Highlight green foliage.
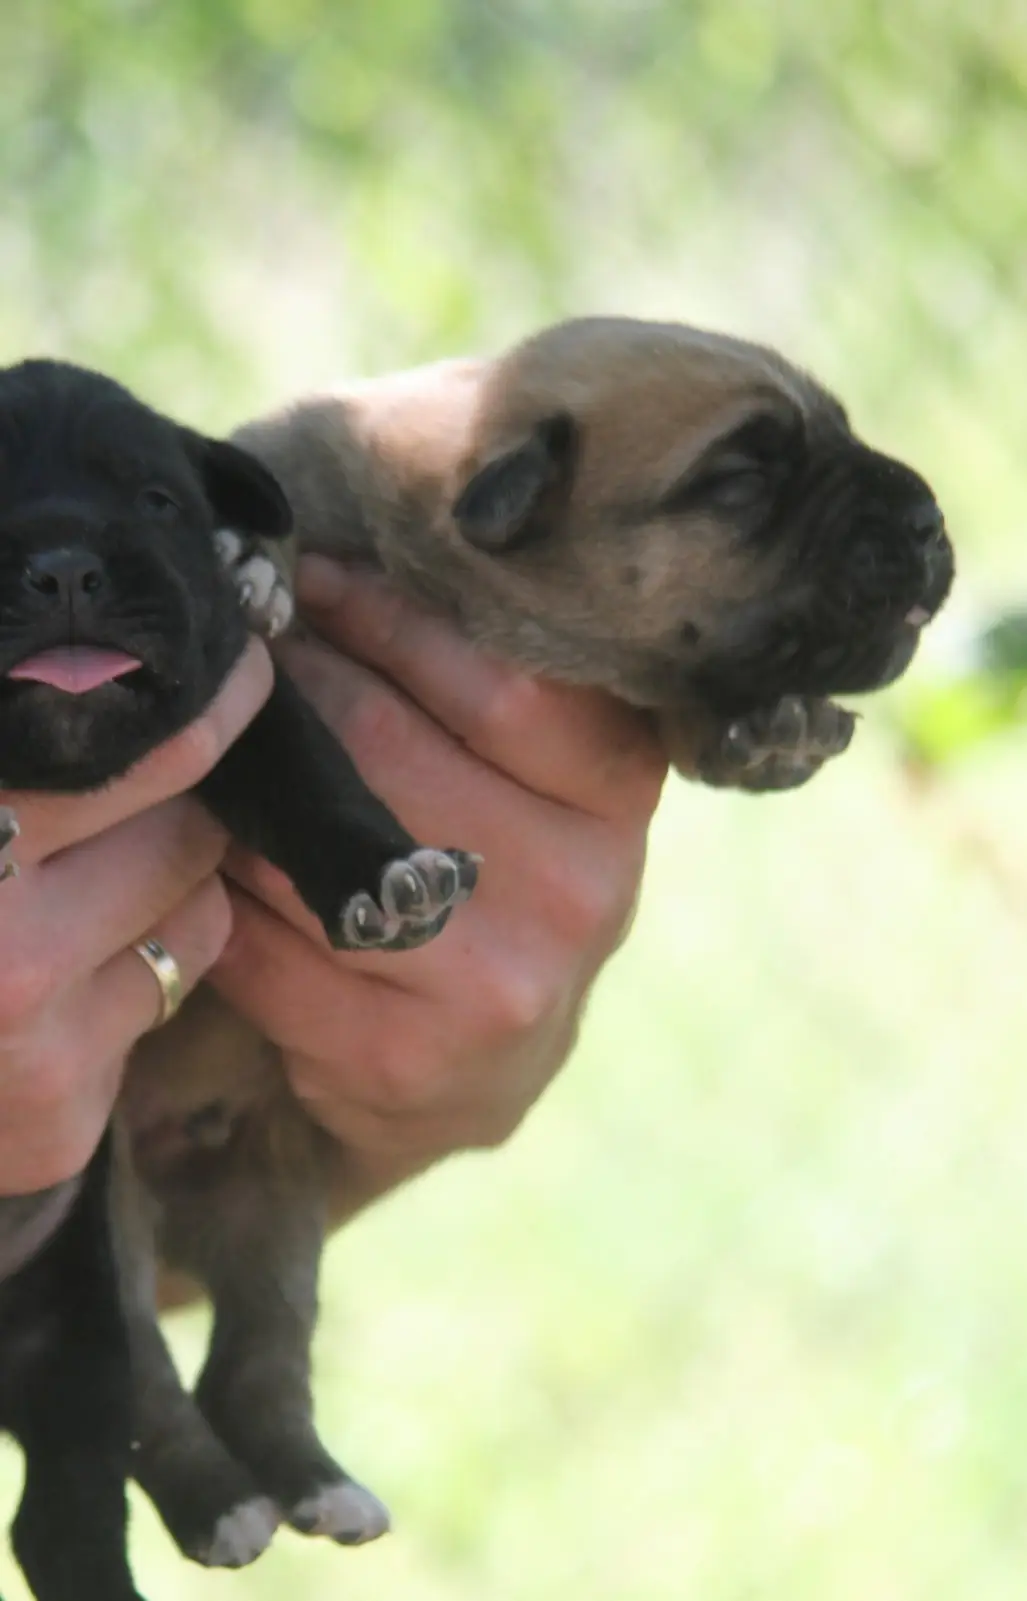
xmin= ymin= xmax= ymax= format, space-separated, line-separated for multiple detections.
xmin=897 ymin=611 xmax=1027 ymax=767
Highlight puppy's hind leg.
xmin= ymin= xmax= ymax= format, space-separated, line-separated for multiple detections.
xmin=171 ymin=1104 xmax=390 ymax=1547
xmin=108 ymin=1119 xmax=280 ymax=1570
xmin=6 ymin=1134 xmax=144 ymax=1601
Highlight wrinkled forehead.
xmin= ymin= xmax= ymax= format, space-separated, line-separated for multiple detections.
xmin=0 ymin=380 xmax=187 ymax=487
xmin=487 ymin=319 xmax=844 ymax=497
xmin=73 ymin=399 xmax=187 ymax=484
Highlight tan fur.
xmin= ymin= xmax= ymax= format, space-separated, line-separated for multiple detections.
xmin=233 ymin=321 xmax=809 ymax=713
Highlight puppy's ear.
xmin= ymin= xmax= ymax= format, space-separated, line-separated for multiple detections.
xmin=452 ymin=413 xmax=577 ymax=552
xmin=184 ymin=431 xmax=293 ymax=541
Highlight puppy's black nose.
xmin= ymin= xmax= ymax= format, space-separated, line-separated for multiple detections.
xmin=906 ymin=498 xmax=944 ymax=541
xmin=24 ymin=547 xmax=107 ymax=607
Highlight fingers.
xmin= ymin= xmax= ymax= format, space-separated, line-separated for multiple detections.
xmin=220 ymin=636 xmax=606 ymax=961
xmin=293 ymin=557 xmax=666 ymax=819
xmin=213 ymin=883 xmax=579 ymax=1163
xmin=0 ymin=875 xmax=232 ymax=1194
xmin=25 ymin=797 xmax=228 ymax=989
xmin=4 ymin=637 xmax=273 ymax=866
xmin=93 ymin=875 xmax=233 ymax=1055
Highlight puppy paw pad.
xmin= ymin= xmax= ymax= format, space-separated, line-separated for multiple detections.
xmin=215 ymin=528 xmax=294 ymax=640
xmin=408 ymin=847 xmax=480 ymax=907
xmin=704 ymin=697 xmax=857 ymax=793
xmin=337 ymin=848 xmax=481 ymax=952
xmin=193 ymin=1495 xmax=280 ymax=1568
xmin=289 ymin=1480 xmax=391 ymax=1545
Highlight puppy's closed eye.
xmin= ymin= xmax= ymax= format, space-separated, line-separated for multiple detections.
xmin=681 ymin=463 xmax=773 ymax=513
xmin=137 ymin=486 xmax=182 ymax=519
xmin=661 ymin=410 xmax=803 ymax=520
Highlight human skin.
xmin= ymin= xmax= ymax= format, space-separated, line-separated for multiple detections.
xmin=1 ymin=560 xmax=665 ymax=1266
xmin=0 ymin=640 xmax=273 ymax=1199
xmin=210 ymin=557 xmax=668 ymax=1216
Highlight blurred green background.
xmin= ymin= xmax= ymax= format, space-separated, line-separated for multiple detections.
xmin=3 ymin=2 xmax=1027 ymax=1597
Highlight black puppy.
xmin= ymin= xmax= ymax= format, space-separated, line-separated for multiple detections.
xmin=0 ymin=359 xmax=477 ymax=1601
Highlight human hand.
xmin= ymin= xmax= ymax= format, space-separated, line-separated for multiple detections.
xmin=212 ymin=560 xmax=667 ymax=1215
xmin=0 ymin=641 xmax=272 ymax=1200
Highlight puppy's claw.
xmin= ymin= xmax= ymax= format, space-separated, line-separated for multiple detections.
xmin=0 ymin=807 xmax=19 ymax=851
xmin=0 ymin=807 xmax=19 ymax=883
xmin=289 ymin=1478 xmax=391 ymax=1545
xmin=340 ymin=893 xmax=389 ymax=949
xmin=723 ymin=720 xmax=755 ymax=763
xmin=381 ymin=860 xmax=433 ymax=921
xmin=767 ymin=693 xmax=808 ymax=746
xmin=335 ymin=847 xmax=481 ymax=952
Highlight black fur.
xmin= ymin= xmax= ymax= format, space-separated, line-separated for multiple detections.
xmin=0 ymin=1135 xmax=143 ymax=1601
xmin=682 ymin=404 xmax=954 ymax=715
xmin=0 ymin=359 xmax=444 ymax=1600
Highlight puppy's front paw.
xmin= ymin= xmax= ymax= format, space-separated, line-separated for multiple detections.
xmin=337 ymin=847 xmax=481 ymax=951
xmin=700 ymin=696 xmax=856 ymax=792
xmin=215 ymin=528 xmax=294 ymax=640
xmin=0 ymin=806 xmax=20 ymax=882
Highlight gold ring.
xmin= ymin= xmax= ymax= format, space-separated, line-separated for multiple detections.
xmin=132 ymin=936 xmax=184 ymax=1027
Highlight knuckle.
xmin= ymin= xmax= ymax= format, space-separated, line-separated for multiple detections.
xmin=480 ymin=673 xmax=546 ymax=743
xmin=357 ymin=584 xmax=406 ymax=653
xmin=167 ymin=713 xmax=225 ymax=784
xmin=531 ymin=839 xmax=642 ymax=952
xmin=479 ymin=961 xmax=553 ymax=1038
xmin=550 ymin=864 xmax=619 ymax=947
xmin=151 ymin=798 xmax=225 ymax=880
xmin=364 ymin=1039 xmax=444 ymax=1119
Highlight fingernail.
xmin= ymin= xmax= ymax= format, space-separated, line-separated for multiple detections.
xmin=295 ymin=555 xmax=349 ymax=607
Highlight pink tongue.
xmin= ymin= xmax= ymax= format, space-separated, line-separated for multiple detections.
xmin=8 ymin=646 xmax=141 ymax=695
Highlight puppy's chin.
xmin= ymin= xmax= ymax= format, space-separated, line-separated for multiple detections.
xmin=862 ymin=627 xmax=920 ymax=693
xmin=0 ymin=674 xmax=199 ymax=792
xmin=795 ymin=623 xmax=923 ymax=702
xmin=689 ymin=612 xmax=928 ymax=720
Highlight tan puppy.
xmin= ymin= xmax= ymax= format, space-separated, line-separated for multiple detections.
xmin=121 ymin=318 xmax=953 ymax=1568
